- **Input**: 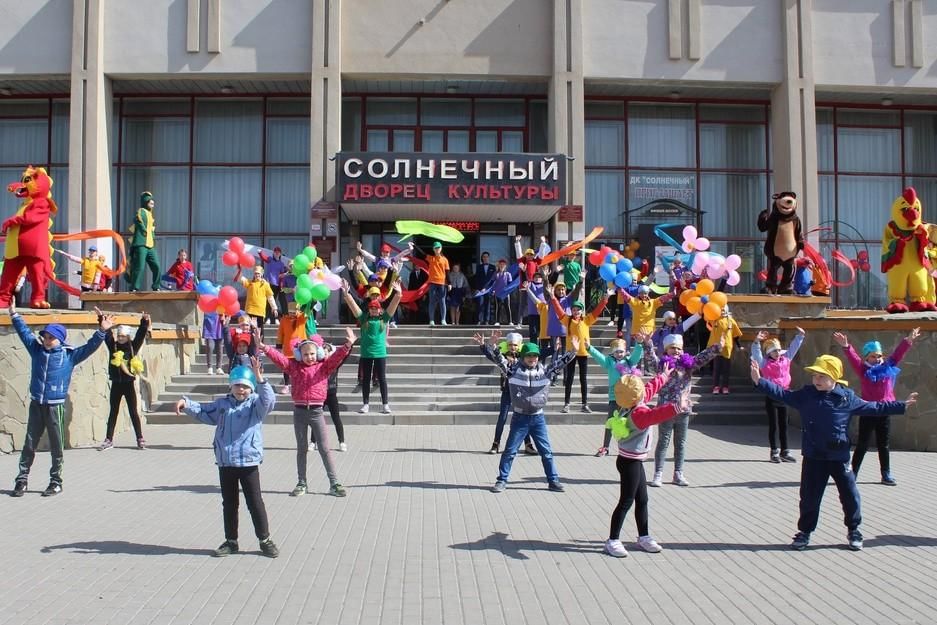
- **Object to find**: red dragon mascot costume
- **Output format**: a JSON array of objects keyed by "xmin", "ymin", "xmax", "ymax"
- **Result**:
[{"xmin": 0, "ymin": 166, "xmax": 57, "ymax": 308}]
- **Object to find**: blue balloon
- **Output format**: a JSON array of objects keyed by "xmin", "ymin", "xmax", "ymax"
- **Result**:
[
  {"xmin": 599, "ymin": 263, "xmax": 617, "ymax": 282},
  {"xmin": 632, "ymin": 256, "xmax": 643, "ymax": 268},
  {"xmin": 604, "ymin": 252, "xmax": 618, "ymax": 265},
  {"xmin": 196, "ymin": 279, "xmax": 219, "ymax": 296},
  {"xmin": 614, "ymin": 271, "xmax": 633, "ymax": 288},
  {"xmin": 616, "ymin": 258, "xmax": 633, "ymax": 273}
]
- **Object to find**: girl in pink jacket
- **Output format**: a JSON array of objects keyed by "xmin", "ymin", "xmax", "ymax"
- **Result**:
[
  {"xmin": 751, "ymin": 327, "xmax": 805, "ymax": 463},
  {"xmin": 833, "ymin": 327, "xmax": 921, "ymax": 485},
  {"xmin": 258, "ymin": 327, "xmax": 357, "ymax": 498}
]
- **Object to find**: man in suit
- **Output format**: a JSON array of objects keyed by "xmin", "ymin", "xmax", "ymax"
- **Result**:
[
  {"xmin": 407, "ymin": 264, "xmax": 428, "ymax": 324},
  {"xmin": 473, "ymin": 251, "xmax": 496, "ymax": 325}
]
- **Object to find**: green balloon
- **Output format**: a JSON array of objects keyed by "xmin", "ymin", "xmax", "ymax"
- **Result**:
[
  {"xmin": 310, "ymin": 283, "xmax": 330, "ymax": 302},
  {"xmin": 296, "ymin": 274, "xmax": 313, "ymax": 290},
  {"xmin": 293, "ymin": 255, "xmax": 311, "ymax": 274},
  {"xmin": 303, "ymin": 246, "xmax": 318, "ymax": 263},
  {"xmin": 294, "ymin": 287, "xmax": 312, "ymax": 305}
]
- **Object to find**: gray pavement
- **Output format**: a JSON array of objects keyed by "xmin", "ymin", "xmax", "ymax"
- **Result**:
[{"xmin": 2, "ymin": 424, "xmax": 937, "ymax": 625}]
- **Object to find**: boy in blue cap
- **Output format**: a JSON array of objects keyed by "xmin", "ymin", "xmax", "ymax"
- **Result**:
[
  {"xmin": 175, "ymin": 356, "xmax": 279, "ymax": 558},
  {"xmin": 751, "ymin": 354, "xmax": 918, "ymax": 551},
  {"xmin": 8, "ymin": 302, "xmax": 113, "ymax": 497}
]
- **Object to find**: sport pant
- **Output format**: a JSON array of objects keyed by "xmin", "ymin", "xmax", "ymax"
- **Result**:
[
  {"xmin": 654, "ymin": 411, "xmax": 690, "ymax": 474},
  {"xmin": 293, "ymin": 405, "xmax": 339, "ymax": 486},
  {"xmin": 16, "ymin": 401, "xmax": 66, "ymax": 486},
  {"xmin": 106, "ymin": 380, "xmax": 144, "ymax": 441},
  {"xmin": 218, "ymin": 465, "xmax": 269, "ymax": 541},
  {"xmin": 798, "ymin": 458, "xmax": 861, "ymax": 533},
  {"xmin": 609, "ymin": 456, "xmax": 649, "ymax": 540}
]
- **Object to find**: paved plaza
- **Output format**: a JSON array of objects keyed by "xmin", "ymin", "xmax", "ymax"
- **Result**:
[{"xmin": 1, "ymin": 424, "xmax": 936, "ymax": 625}]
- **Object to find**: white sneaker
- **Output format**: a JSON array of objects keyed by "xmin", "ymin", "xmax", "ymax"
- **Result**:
[
  {"xmin": 280, "ymin": 385, "xmax": 291, "ymax": 395},
  {"xmin": 339, "ymin": 442, "xmax": 347, "ymax": 452},
  {"xmin": 207, "ymin": 366, "xmax": 214, "ymax": 375},
  {"xmin": 606, "ymin": 320, "xmax": 615, "ymax": 326},
  {"xmin": 604, "ymin": 539, "xmax": 628, "ymax": 558},
  {"xmin": 429, "ymin": 321, "xmax": 436, "ymax": 326},
  {"xmin": 636, "ymin": 535, "xmax": 663, "ymax": 553},
  {"xmin": 358, "ymin": 404, "xmax": 370, "ymax": 414},
  {"xmin": 389, "ymin": 321, "xmax": 397, "ymax": 329},
  {"xmin": 561, "ymin": 404, "xmax": 570, "ymax": 414},
  {"xmin": 649, "ymin": 471, "xmax": 663, "ymax": 487},
  {"xmin": 308, "ymin": 442, "xmax": 316, "ymax": 451},
  {"xmin": 381, "ymin": 404, "xmax": 392, "ymax": 414},
  {"xmin": 494, "ymin": 322, "xmax": 501, "ymax": 326},
  {"xmin": 441, "ymin": 320, "xmax": 448, "ymax": 326},
  {"xmin": 672, "ymin": 471, "xmax": 689, "ymax": 487}
]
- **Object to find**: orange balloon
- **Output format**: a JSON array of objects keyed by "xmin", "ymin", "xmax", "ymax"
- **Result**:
[
  {"xmin": 679, "ymin": 289, "xmax": 696, "ymax": 306},
  {"xmin": 703, "ymin": 302, "xmax": 722, "ymax": 321},
  {"xmin": 709, "ymin": 292, "xmax": 728, "ymax": 307},
  {"xmin": 696, "ymin": 278, "xmax": 715, "ymax": 296},
  {"xmin": 687, "ymin": 298, "xmax": 703, "ymax": 314}
]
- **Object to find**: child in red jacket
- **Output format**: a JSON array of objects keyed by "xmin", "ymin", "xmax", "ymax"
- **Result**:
[
  {"xmin": 166, "ymin": 249, "xmax": 195, "ymax": 291},
  {"xmin": 257, "ymin": 328, "xmax": 356, "ymax": 498}
]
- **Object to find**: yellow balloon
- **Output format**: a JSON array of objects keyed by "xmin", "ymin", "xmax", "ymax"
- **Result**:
[
  {"xmin": 679, "ymin": 289, "xmax": 696, "ymax": 306},
  {"xmin": 709, "ymin": 291, "xmax": 728, "ymax": 307},
  {"xmin": 696, "ymin": 278, "xmax": 715, "ymax": 296},
  {"xmin": 703, "ymin": 302, "xmax": 722, "ymax": 321},
  {"xmin": 687, "ymin": 298, "xmax": 703, "ymax": 314}
]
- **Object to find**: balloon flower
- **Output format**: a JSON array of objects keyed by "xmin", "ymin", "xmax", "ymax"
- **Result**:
[
  {"xmin": 706, "ymin": 254, "xmax": 743, "ymax": 287},
  {"xmin": 599, "ymin": 253, "xmax": 634, "ymax": 289},
  {"xmin": 622, "ymin": 240, "xmax": 640, "ymax": 260},
  {"xmin": 678, "ymin": 278, "xmax": 727, "ymax": 322},
  {"xmin": 681, "ymin": 226, "xmax": 710, "ymax": 254},
  {"xmin": 221, "ymin": 237, "xmax": 255, "ymax": 268},
  {"xmin": 291, "ymin": 245, "xmax": 318, "ymax": 276},
  {"xmin": 198, "ymin": 284, "xmax": 241, "ymax": 316}
]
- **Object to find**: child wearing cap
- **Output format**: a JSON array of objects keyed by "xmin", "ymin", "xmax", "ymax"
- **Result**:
[
  {"xmin": 475, "ymin": 331, "xmax": 577, "ymax": 493},
  {"xmin": 620, "ymin": 285, "xmax": 674, "ymax": 343},
  {"xmin": 224, "ymin": 315, "xmax": 256, "ymax": 373},
  {"xmin": 175, "ymin": 357, "xmax": 280, "ymax": 558},
  {"xmin": 538, "ymin": 274, "xmax": 584, "ymax": 385},
  {"xmin": 257, "ymin": 327, "xmax": 357, "ymax": 497},
  {"xmin": 751, "ymin": 354, "xmax": 918, "ymax": 551},
  {"xmin": 751, "ymin": 327, "xmax": 806, "ymax": 463},
  {"xmin": 650, "ymin": 310, "xmax": 699, "ymax": 356},
  {"xmin": 707, "ymin": 305, "xmax": 743, "ymax": 394},
  {"xmin": 551, "ymin": 287, "xmax": 611, "ymax": 414},
  {"xmin": 587, "ymin": 337, "xmax": 644, "ymax": 457},
  {"xmin": 642, "ymin": 332, "xmax": 724, "ymax": 487},
  {"xmin": 409, "ymin": 241, "xmax": 450, "ymax": 326},
  {"xmin": 475, "ymin": 331, "xmax": 536, "ymax": 455},
  {"xmin": 340, "ymin": 279, "xmax": 403, "ymax": 415},
  {"xmin": 603, "ymin": 365, "xmax": 682, "ymax": 558},
  {"xmin": 99, "ymin": 312, "xmax": 151, "ymax": 451},
  {"xmin": 59, "ymin": 246, "xmax": 104, "ymax": 292},
  {"xmin": 9, "ymin": 303, "xmax": 112, "ymax": 497},
  {"xmin": 237, "ymin": 266, "xmax": 278, "ymax": 331},
  {"xmin": 833, "ymin": 327, "xmax": 921, "ymax": 485}
]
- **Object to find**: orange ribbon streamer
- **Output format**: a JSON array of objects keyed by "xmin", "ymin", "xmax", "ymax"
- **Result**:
[{"xmin": 537, "ymin": 226, "xmax": 605, "ymax": 265}]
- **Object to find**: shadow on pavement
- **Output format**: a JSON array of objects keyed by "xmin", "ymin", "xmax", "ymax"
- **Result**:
[
  {"xmin": 864, "ymin": 535, "xmax": 937, "ymax": 548},
  {"xmin": 41, "ymin": 541, "xmax": 214, "ymax": 556},
  {"xmin": 450, "ymin": 532, "xmax": 599, "ymax": 560},
  {"xmin": 109, "ymin": 484, "xmax": 218, "ymax": 494},
  {"xmin": 519, "ymin": 476, "xmax": 617, "ymax": 486},
  {"xmin": 377, "ymin": 447, "xmax": 583, "ymax": 457},
  {"xmin": 353, "ymin": 480, "xmax": 492, "ymax": 491},
  {"xmin": 697, "ymin": 481, "xmax": 800, "ymax": 489}
]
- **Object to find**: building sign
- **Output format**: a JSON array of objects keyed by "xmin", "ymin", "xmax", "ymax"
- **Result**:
[
  {"xmin": 311, "ymin": 200, "xmax": 338, "ymax": 219},
  {"xmin": 558, "ymin": 204, "xmax": 583, "ymax": 222},
  {"xmin": 629, "ymin": 174, "xmax": 695, "ymax": 204},
  {"xmin": 434, "ymin": 221, "xmax": 480, "ymax": 232},
  {"xmin": 337, "ymin": 152, "xmax": 566, "ymax": 205}
]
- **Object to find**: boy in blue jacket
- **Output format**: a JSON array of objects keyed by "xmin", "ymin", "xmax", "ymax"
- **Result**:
[
  {"xmin": 751, "ymin": 354, "xmax": 918, "ymax": 551},
  {"xmin": 9, "ymin": 303, "xmax": 112, "ymax": 498},
  {"xmin": 175, "ymin": 357, "xmax": 279, "ymax": 558}
]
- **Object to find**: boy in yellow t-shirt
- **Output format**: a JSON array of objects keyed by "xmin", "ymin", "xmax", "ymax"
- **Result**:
[
  {"xmin": 707, "ymin": 305, "xmax": 743, "ymax": 394},
  {"xmin": 550, "ymin": 287, "xmax": 611, "ymax": 414},
  {"xmin": 622, "ymin": 285, "xmax": 674, "ymax": 340},
  {"xmin": 60, "ymin": 246, "xmax": 104, "ymax": 292},
  {"xmin": 239, "ymin": 266, "xmax": 278, "ymax": 330}
]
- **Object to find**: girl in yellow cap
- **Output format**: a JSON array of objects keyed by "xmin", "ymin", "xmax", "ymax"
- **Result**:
[{"xmin": 750, "ymin": 354, "xmax": 918, "ymax": 551}]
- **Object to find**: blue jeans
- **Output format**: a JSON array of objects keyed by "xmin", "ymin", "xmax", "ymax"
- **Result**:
[
  {"xmin": 428, "ymin": 283, "xmax": 447, "ymax": 323},
  {"xmin": 478, "ymin": 295, "xmax": 491, "ymax": 324},
  {"xmin": 497, "ymin": 413, "xmax": 558, "ymax": 483},
  {"xmin": 798, "ymin": 458, "xmax": 861, "ymax": 533},
  {"xmin": 494, "ymin": 387, "xmax": 512, "ymax": 444}
]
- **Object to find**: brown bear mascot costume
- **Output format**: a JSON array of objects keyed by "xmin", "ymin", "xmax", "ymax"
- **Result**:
[{"xmin": 758, "ymin": 191, "xmax": 804, "ymax": 295}]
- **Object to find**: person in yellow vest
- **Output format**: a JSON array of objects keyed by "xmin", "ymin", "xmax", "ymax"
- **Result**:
[
  {"xmin": 59, "ymin": 246, "xmax": 104, "ymax": 292},
  {"xmin": 550, "ymin": 287, "xmax": 612, "ymax": 414},
  {"xmin": 128, "ymin": 191, "xmax": 160, "ymax": 292},
  {"xmin": 239, "ymin": 265, "xmax": 279, "ymax": 330},
  {"xmin": 707, "ymin": 305, "xmax": 743, "ymax": 394}
]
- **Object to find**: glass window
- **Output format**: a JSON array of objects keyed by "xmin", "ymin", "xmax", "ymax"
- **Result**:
[
  {"xmin": 585, "ymin": 171, "xmax": 625, "ymax": 235},
  {"xmin": 699, "ymin": 123, "xmax": 766, "ymax": 169},
  {"xmin": 193, "ymin": 237, "xmax": 228, "ymax": 284},
  {"xmin": 906, "ymin": 177, "xmax": 937, "ymax": 211},
  {"xmin": 529, "ymin": 100, "xmax": 548, "ymax": 153},
  {"xmin": 698, "ymin": 105, "xmax": 765, "ymax": 123},
  {"xmin": 837, "ymin": 127, "xmax": 900, "ymax": 173},
  {"xmin": 474, "ymin": 100, "xmax": 524, "ymax": 126},
  {"xmin": 628, "ymin": 171, "xmax": 697, "ymax": 209},
  {"xmin": 475, "ymin": 131, "xmax": 497, "ymax": 152},
  {"xmin": 818, "ymin": 174, "xmax": 835, "ymax": 226},
  {"xmin": 816, "ymin": 108, "xmax": 834, "ymax": 171},
  {"xmin": 342, "ymin": 98, "xmax": 362, "ymax": 150},
  {"xmin": 51, "ymin": 101, "xmax": 69, "ymax": 164},
  {"xmin": 266, "ymin": 118, "xmax": 310, "ymax": 163},
  {"xmin": 0, "ymin": 100, "xmax": 49, "ymax": 116},
  {"xmin": 585, "ymin": 120, "xmax": 625, "ymax": 166},
  {"xmin": 700, "ymin": 173, "xmax": 766, "ymax": 237},
  {"xmin": 366, "ymin": 98, "xmax": 417, "ymax": 125},
  {"xmin": 120, "ymin": 167, "xmax": 190, "ymax": 233},
  {"xmin": 393, "ymin": 130, "xmax": 415, "ymax": 151},
  {"xmin": 628, "ymin": 104, "xmax": 695, "ymax": 168},
  {"xmin": 264, "ymin": 236, "xmax": 307, "ymax": 258},
  {"xmin": 836, "ymin": 175, "xmax": 902, "ymax": 240},
  {"xmin": 904, "ymin": 112, "xmax": 937, "ymax": 175},
  {"xmin": 585, "ymin": 102, "xmax": 625, "ymax": 118},
  {"xmin": 123, "ymin": 99, "xmax": 190, "ymax": 115},
  {"xmin": 49, "ymin": 167, "xmax": 68, "ymax": 232},
  {"xmin": 194, "ymin": 99, "xmax": 263, "ymax": 163},
  {"xmin": 122, "ymin": 118, "xmax": 190, "ymax": 163},
  {"xmin": 266, "ymin": 99, "xmax": 310, "ymax": 116},
  {"xmin": 837, "ymin": 109, "xmax": 900, "ymax": 126},
  {"xmin": 422, "ymin": 130, "xmax": 443, "ymax": 152},
  {"xmin": 192, "ymin": 167, "xmax": 262, "ymax": 233},
  {"xmin": 502, "ymin": 131, "xmax": 523, "ymax": 152},
  {"xmin": 448, "ymin": 130, "xmax": 469, "ymax": 152},
  {"xmin": 0, "ymin": 119, "xmax": 47, "ymax": 165},
  {"xmin": 265, "ymin": 167, "xmax": 310, "ymax": 233},
  {"xmin": 421, "ymin": 99, "xmax": 470, "ymax": 125},
  {"xmin": 366, "ymin": 130, "xmax": 388, "ymax": 152}
]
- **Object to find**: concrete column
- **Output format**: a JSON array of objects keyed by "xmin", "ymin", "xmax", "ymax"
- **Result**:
[
  {"xmin": 770, "ymin": 0, "xmax": 819, "ymax": 246},
  {"xmin": 311, "ymin": 0, "xmax": 342, "ymax": 322},
  {"xmin": 549, "ymin": 0, "xmax": 585, "ymax": 242},
  {"xmin": 68, "ymin": 0, "xmax": 115, "ymax": 307}
]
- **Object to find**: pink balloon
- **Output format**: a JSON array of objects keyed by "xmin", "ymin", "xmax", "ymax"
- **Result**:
[
  {"xmin": 682, "ymin": 225, "xmax": 698, "ymax": 242},
  {"xmin": 228, "ymin": 237, "xmax": 245, "ymax": 253},
  {"xmin": 222, "ymin": 250, "xmax": 239, "ymax": 266},
  {"xmin": 218, "ymin": 285, "xmax": 239, "ymax": 306},
  {"xmin": 726, "ymin": 271, "xmax": 741, "ymax": 286},
  {"xmin": 691, "ymin": 252, "xmax": 710, "ymax": 276},
  {"xmin": 725, "ymin": 254, "xmax": 742, "ymax": 271},
  {"xmin": 695, "ymin": 237, "xmax": 710, "ymax": 251},
  {"xmin": 321, "ymin": 272, "xmax": 343, "ymax": 290},
  {"xmin": 239, "ymin": 253, "xmax": 256, "ymax": 268}
]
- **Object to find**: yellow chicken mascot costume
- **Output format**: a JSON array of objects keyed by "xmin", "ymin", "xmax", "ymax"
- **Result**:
[{"xmin": 881, "ymin": 187, "xmax": 935, "ymax": 313}]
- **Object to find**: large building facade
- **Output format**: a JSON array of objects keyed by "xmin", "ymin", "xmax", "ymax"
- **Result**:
[{"xmin": 2, "ymin": 0, "xmax": 936, "ymax": 308}]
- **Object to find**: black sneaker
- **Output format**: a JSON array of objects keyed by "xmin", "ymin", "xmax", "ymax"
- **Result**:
[
  {"xmin": 213, "ymin": 540, "xmax": 239, "ymax": 557},
  {"xmin": 780, "ymin": 451, "xmax": 797, "ymax": 463},
  {"xmin": 488, "ymin": 443, "xmax": 499, "ymax": 454},
  {"xmin": 11, "ymin": 481, "xmax": 26, "ymax": 497},
  {"xmin": 524, "ymin": 443, "xmax": 538, "ymax": 456},
  {"xmin": 791, "ymin": 531, "xmax": 810, "ymax": 550},
  {"xmin": 259, "ymin": 538, "xmax": 280, "ymax": 558},
  {"xmin": 847, "ymin": 530, "xmax": 864, "ymax": 551},
  {"xmin": 548, "ymin": 481, "xmax": 565, "ymax": 492},
  {"xmin": 41, "ymin": 483, "xmax": 62, "ymax": 497}
]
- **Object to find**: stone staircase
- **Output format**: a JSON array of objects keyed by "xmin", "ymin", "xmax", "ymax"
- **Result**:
[{"xmin": 146, "ymin": 324, "xmax": 764, "ymax": 426}]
